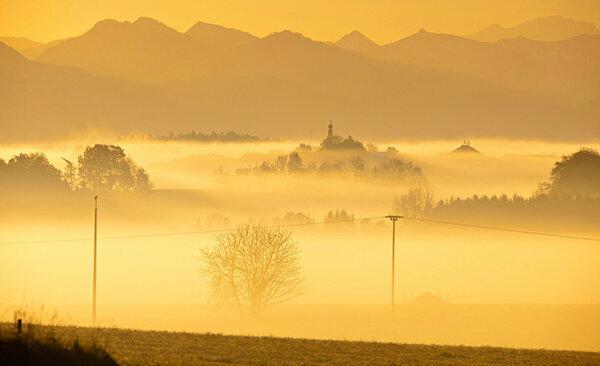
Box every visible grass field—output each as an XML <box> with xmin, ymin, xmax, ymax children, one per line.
<box><xmin>11</xmin><ymin>325</ymin><xmax>599</xmax><ymax>366</ymax></box>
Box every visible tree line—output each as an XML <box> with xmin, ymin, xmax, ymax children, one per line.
<box><xmin>393</xmin><ymin>149</ymin><xmax>600</xmax><ymax>227</ymax></box>
<box><xmin>235</xmin><ymin>151</ymin><xmax>427</xmax><ymax>184</ymax></box>
<box><xmin>0</xmin><ymin>144</ymin><xmax>152</xmax><ymax>193</ymax></box>
<box><xmin>142</xmin><ymin>130</ymin><xmax>271</xmax><ymax>143</ymax></box>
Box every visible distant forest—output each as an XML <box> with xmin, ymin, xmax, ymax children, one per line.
<box><xmin>139</xmin><ymin>130</ymin><xmax>272</xmax><ymax>143</ymax></box>
<box><xmin>235</xmin><ymin>126</ymin><xmax>426</xmax><ymax>184</ymax></box>
<box><xmin>392</xmin><ymin>149</ymin><xmax>600</xmax><ymax>232</ymax></box>
<box><xmin>236</xmin><ymin>150</ymin><xmax>426</xmax><ymax>185</ymax></box>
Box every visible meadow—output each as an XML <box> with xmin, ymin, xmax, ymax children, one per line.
<box><xmin>5</xmin><ymin>324</ymin><xmax>599</xmax><ymax>366</ymax></box>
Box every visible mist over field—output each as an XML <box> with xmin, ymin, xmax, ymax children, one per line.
<box><xmin>1</xmin><ymin>137</ymin><xmax>599</xmax><ymax>353</ymax></box>
<box><xmin>2</xmin><ymin>2</ymin><xmax>600</xmax><ymax>363</ymax></box>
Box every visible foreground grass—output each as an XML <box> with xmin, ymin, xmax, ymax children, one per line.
<box><xmin>0</xmin><ymin>329</ymin><xmax>117</xmax><ymax>365</ymax></box>
<box><xmin>9</xmin><ymin>325</ymin><xmax>596</xmax><ymax>366</ymax></box>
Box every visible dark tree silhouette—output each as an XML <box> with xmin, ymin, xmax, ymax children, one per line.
<box><xmin>372</xmin><ymin>158</ymin><xmax>424</xmax><ymax>182</ymax></box>
<box><xmin>544</xmin><ymin>148</ymin><xmax>600</xmax><ymax>197</ymax></box>
<box><xmin>274</xmin><ymin>212</ymin><xmax>314</xmax><ymax>225</ymax></box>
<box><xmin>393</xmin><ymin>187</ymin><xmax>434</xmax><ymax>218</ymax></box>
<box><xmin>324</xmin><ymin>210</ymin><xmax>354</xmax><ymax>222</ymax></box>
<box><xmin>200</xmin><ymin>225</ymin><xmax>304</xmax><ymax>316</ymax></box>
<box><xmin>0</xmin><ymin>153</ymin><xmax>67</xmax><ymax>191</ymax></box>
<box><xmin>77</xmin><ymin>144</ymin><xmax>152</xmax><ymax>192</ymax></box>
<box><xmin>349</xmin><ymin>155</ymin><xmax>365</xmax><ymax>173</ymax></box>
<box><xmin>286</xmin><ymin>152</ymin><xmax>304</xmax><ymax>173</ymax></box>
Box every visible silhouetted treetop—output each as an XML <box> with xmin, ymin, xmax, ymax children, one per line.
<box><xmin>545</xmin><ymin>148</ymin><xmax>600</xmax><ymax>197</ymax></box>
<box><xmin>77</xmin><ymin>144</ymin><xmax>152</xmax><ymax>192</ymax></box>
<box><xmin>0</xmin><ymin>153</ymin><xmax>67</xmax><ymax>191</ymax></box>
<box><xmin>147</xmin><ymin>130</ymin><xmax>270</xmax><ymax>143</ymax></box>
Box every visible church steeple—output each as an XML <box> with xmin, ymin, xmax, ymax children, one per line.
<box><xmin>327</xmin><ymin>120</ymin><xmax>334</xmax><ymax>138</ymax></box>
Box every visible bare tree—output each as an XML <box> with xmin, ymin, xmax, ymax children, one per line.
<box><xmin>393</xmin><ymin>187</ymin><xmax>434</xmax><ymax>218</ymax></box>
<box><xmin>200</xmin><ymin>225</ymin><xmax>304</xmax><ymax>316</ymax></box>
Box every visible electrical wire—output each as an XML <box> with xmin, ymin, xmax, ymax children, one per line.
<box><xmin>1</xmin><ymin>214</ymin><xmax>599</xmax><ymax>245</ymax></box>
<box><xmin>402</xmin><ymin>216</ymin><xmax>600</xmax><ymax>243</ymax></box>
<box><xmin>0</xmin><ymin>216</ymin><xmax>386</xmax><ymax>245</ymax></box>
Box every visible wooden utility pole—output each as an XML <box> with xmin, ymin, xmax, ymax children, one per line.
<box><xmin>92</xmin><ymin>195</ymin><xmax>98</xmax><ymax>324</ymax></box>
<box><xmin>385</xmin><ymin>215</ymin><xmax>402</xmax><ymax>312</ymax></box>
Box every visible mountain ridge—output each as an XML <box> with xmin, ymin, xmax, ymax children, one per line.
<box><xmin>2</xmin><ymin>16</ymin><xmax>598</xmax><ymax>142</ymax></box>
<box><xmin>468</xmin><ymin>15</ymin><xmax>599</xmax><ymax>42</ymax></box>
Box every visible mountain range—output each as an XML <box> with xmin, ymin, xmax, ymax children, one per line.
<box><xmin>468</xmin><ymin>15</ymin><xmax>599</xmax><ymax>42</ymax></box>
<box><xmin>1</xmin><ymin>16</ymin><xmax>598</xmax><ymax>142</ymax></box>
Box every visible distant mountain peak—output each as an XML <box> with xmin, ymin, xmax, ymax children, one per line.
<box><xmin>187</xmin><ymin>21</ymin><xmax>227</xmax><ymax>33</ymax></box>
<box><xmin>90</xmin><ymin>18</ymin><xmax>122</xmax><ymax>30</ymax></box>
<box><xmin>185</xmin><ymin>22</ymin><xmax>256</xmax><ymax>38</ymax></box>
<box><xmin>134</xmin><ymin>16</ymin><xmax>160</xmax><ymax>24</ymax></box>
<box><xmin>89</xmin><ymin>17</ymin><xmax>176</xmax><ymax>32</ymax></box>
<box><xmin>132</xmin><ymin>17</ymin><xmax>178</xmax><ymax>32</ymax></box>
<box><xmin>338</xmin><ymin>31</ymin><xmax>376</xmax><ymax>44</ymax></box>
<box><xmin>469</xmin><ymin>14</ymin><xmax>599</xmax><ymax>42</ymax></box>
<box><xmin>264</xmin><ymin>30</ymin><xmax>312</xmax><ymax>43</ymax></box>
<box><xmin>185</xmin><ymin>21</ymin><xmax>257</xmax><ymax>45</ymax></box>
<box><xmin>335</xmin><ymin>30</ymin><xmax>378</xmax><ymax>53</ymax></box>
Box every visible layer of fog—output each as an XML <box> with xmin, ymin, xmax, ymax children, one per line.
<box><xmin>1</xmin><ymin>138</ymin><xmax>599</xmax><ymax>351</ymax></box>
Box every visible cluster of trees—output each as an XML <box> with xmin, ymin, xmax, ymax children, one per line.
<box><xmin>147</xmin><ymin>130</ymin><xmax>269</xmax><ymax>143</ymax></box>
<box><xmin>273</xmin><ymin>212</ymin><xmax>315</xmax><ymax>226</ymax></box>
<box><xmin>539</xmin><ymin>148</ymin><xmax>600</xmax><ymax>197</ymax></box>
<box><xmin>320</xmin><ymin>134</ymin><xmax>365</xmax><ymax>150</ymax></box>
<box><xmin>392</xmin><ymin>149</ymin><xmax>600</xmax><ymax>226</ymax></box>
<box><xmin>324</xmin><ymin>210</ymin><xmax>355</xmax><ymax>222</ymax></box>
<box><xmin>236</xmin><ymin>151</ymin><xmax>426</xmax><ymax>183</ymax></box>
<box><xmin>0</xmin><ymin>144</ymin><xmax>152</xmax><ymax>193</ymax></box>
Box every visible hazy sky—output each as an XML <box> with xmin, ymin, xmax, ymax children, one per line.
<box><xmin>1</xmin><ymin>0</ymin><xmax>599</xmax><ymax>43</ymax></box>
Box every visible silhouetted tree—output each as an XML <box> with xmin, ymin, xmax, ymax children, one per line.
<box><xmin>77</xmin><ymin>144</ymin><xmax>152</xmax><ymax>192</ymax></box>
<box><xmin>274</xmin><ymin>155</ymin><xmax>288</xmax><ymax>173</ymax></box>
<box><xmin>286</xmin><ymin>152</ymin><xmax>304</xmax><ymax>173</ymax></box>
<box><xmin>274</xmin><ymin>212</ymin><xmax>314</xmax><ymax>225</ymax></box>
<box><xmin>0</xmin><ymin>153</ymin><xmax>67</xmax><ymax>191</ymax></box>
<box><xmin>544</xmin><ymin>148</ymin><xmax>600</xmax><ymax>197</ymax></box>
<box><xmin>372</xmin><ymin>158</ymin><xmax>424</xmax><ymax>182</ymax></box>
<box><xmin>393</xmin><ymin>187</ymin><xmax>434</xmax><ymax>218</ymax></box>
<box><xmin>349</xmin><ymin>155</ymin><xmax>365</xmax><ymax>173</ymax></box>
<box><xmin>201</xmin><ymin>225</ymin><xmax>304</xmax><ymax>316</ymax></box>
<box><xmin>324</xmin><ymin>210</ymin><xmax>354</xmax><ymax>222</ymax></box>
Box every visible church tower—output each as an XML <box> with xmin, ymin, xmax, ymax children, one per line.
<box><xmin>327</xmin><ymin>121</ymin><xmax>334</xmax><ymax>138</ymax></box>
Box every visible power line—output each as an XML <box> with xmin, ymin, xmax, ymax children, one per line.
<box><xmin>1</xmin><ymin>214</ymin><xmax>599</xmax><ymax>246</ymax></box>
<box><xmin>403</xmin><ymin>217</ymin><xmax>600</xmax><ymax>243</ymax></box>
<box><xmin>0</xmin><ymin>216</ymin><xmax>386</xmax><ymax>246</ymax></box>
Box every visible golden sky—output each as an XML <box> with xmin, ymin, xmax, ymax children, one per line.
<box><xmin>1</xmin><ymin>0</ymin><xmax>599</xmax><ymax>43</ymax></box>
